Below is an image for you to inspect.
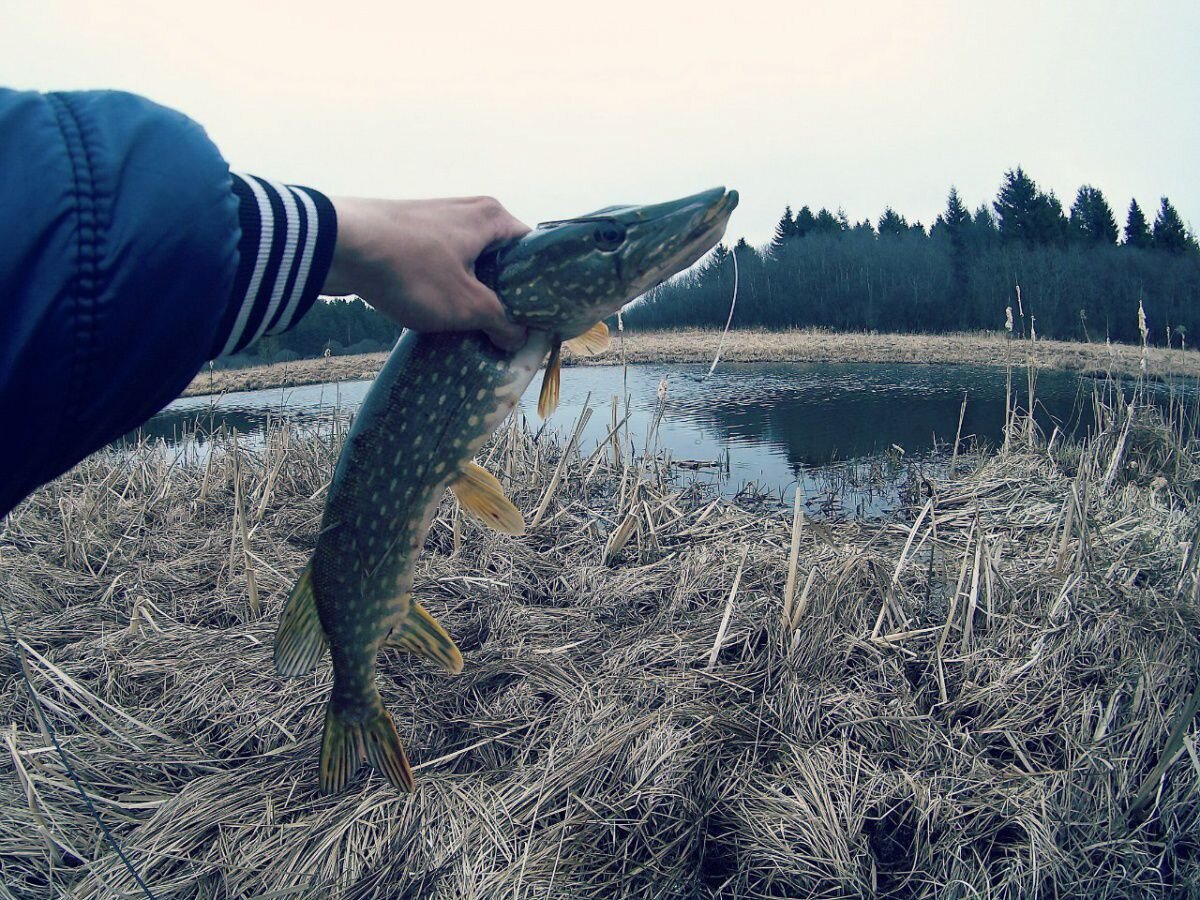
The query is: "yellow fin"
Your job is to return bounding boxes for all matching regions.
[273,563,328,677]
[319,701,413,794]
[538,341,562,418]
[450,462,525,535]
[383,601,464,674]
[563,321,611,356]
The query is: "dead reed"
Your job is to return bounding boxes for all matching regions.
[1,385,1199,898]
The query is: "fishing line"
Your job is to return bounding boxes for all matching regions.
[0,530,158,900]
[706,245,739,377]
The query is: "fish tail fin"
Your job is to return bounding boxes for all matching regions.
[274,561,328,677]
[319,699,414,794]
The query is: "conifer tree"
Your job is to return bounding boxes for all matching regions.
[1124,199,1151,248]
[972,204,997,234]
[1153,197,1193,253]
[814,208,841,234]
[771,206,796,248]
[1032,190,1070,245]
[942,186,970,247]
[1069,185,1118,244]
[877,207,908,237]
[994,167,1040,242]
[794,205,815,238]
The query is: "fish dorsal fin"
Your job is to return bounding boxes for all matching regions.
[274,562,328,677]
[382,600,464,674]
[563,321,611,356]
[538,341,562,418]
[450,461,525,535]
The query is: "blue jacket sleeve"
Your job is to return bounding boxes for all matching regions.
[0,89,336,517]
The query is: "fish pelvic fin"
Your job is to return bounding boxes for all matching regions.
[564,320,610,356]
[537,340,562,419]
[320,701,414,794]
[383,600,465,674]
[451,461,525,535]
[274,562,328,677]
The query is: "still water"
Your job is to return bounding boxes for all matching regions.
[129,362,1112,518]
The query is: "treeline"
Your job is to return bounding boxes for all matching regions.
[218,296,401,369]
[627,169,1200,346]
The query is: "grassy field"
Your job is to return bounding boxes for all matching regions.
[183,328,1200,397]
[2,379,1199,896]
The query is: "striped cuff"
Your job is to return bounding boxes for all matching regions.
[210,173,337,358]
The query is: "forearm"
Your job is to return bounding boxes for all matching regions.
[0,89,339,515]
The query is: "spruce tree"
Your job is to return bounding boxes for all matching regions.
[877,207,908,237]
[1153,197,1193,253]
[794,205,815,238]
[1069,185,1118,244]
[972,204,997,233]
[943,186,970,246]
[772,206,796,248]
[1124,199,1151,248]
[814,208,840,233]
[994,167,1040,242]
[1032,190,1069,245]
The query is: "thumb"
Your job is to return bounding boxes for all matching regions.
[461,276,528,352]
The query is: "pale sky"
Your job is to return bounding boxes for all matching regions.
[5,0,1198,246]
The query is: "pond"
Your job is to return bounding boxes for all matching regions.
[128,361,1135,518]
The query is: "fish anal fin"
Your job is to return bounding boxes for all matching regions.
[563,321,610,356]
[274,562,328,677]
[538,341,562,419]
[450,461,525,535]
[383,601,464,674]
[319,701,414,794]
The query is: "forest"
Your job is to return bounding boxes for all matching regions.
[224,167,1199,369]
[627,168,1200,346]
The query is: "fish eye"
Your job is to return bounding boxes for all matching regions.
[593,221,627,252]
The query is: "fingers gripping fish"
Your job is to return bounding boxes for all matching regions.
[273,188,738,792]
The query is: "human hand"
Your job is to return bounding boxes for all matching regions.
[322,196,530,350]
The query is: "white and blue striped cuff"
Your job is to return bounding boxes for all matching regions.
[210,173,337,358]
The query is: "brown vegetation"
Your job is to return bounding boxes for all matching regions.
[3,380,1200,896]
[183,329,1200,398]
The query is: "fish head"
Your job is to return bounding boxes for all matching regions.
[480,187,739,341]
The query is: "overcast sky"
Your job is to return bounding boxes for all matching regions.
[6,0,1198,246]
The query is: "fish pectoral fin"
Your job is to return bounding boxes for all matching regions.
[274,562,328,677]
[320,701,414,794]
[563,321,611,356]
[537,341,562,419]
[450,461,525,535]
[382,601,464,674]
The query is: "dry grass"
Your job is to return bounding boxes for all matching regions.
[184,329,1200,398]
[2,386,1200,898]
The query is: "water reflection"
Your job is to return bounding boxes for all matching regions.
[125,362,1150,516]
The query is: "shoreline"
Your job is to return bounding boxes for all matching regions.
[182,328,1199,397]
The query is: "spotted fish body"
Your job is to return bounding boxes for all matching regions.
[315,331,548,721]
[274,187,738,792]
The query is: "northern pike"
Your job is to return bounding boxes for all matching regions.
[274,187,738,792]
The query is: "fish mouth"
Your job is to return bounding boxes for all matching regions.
[635,187,739,287]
